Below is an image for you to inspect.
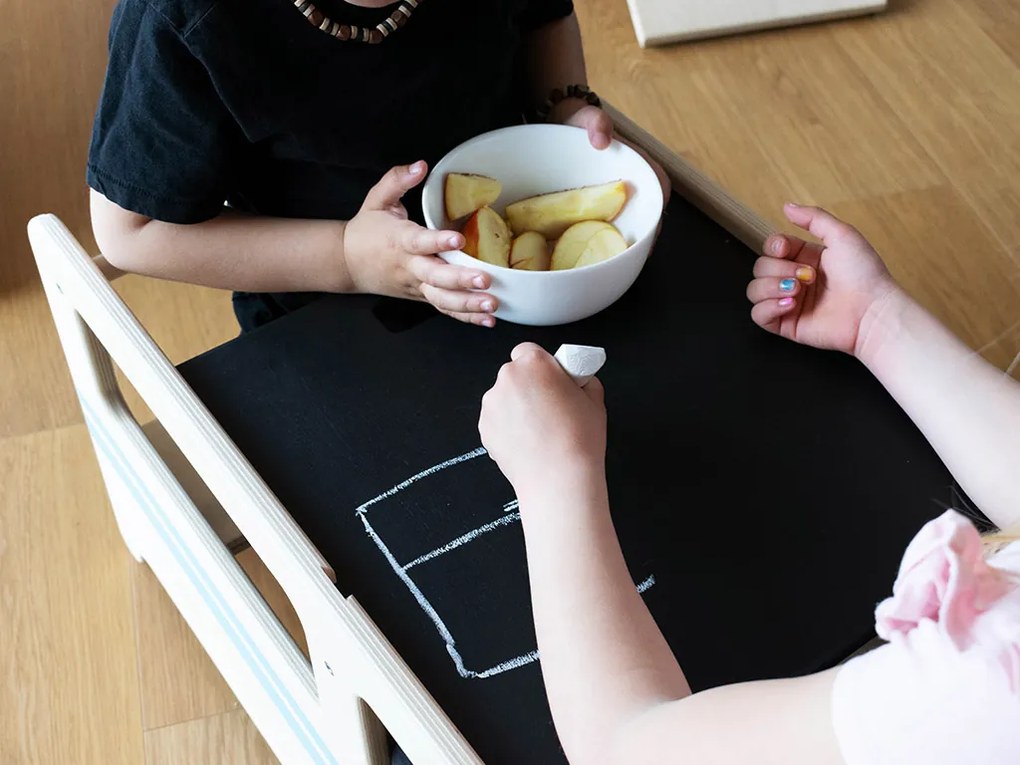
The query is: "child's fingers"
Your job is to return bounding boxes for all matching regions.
[752,256,816,283]
[409,255,491,291]
[565,105,614,150]
[510,342,547,362]
[586,110,614,150]
[441,309,496,328]
[746,276,802,304]
[419,283,498,317]
[401,225,464,256]
[783,203,863,245]
[364,161,429,210]
[751,297,798,330]
[763,233,810,260]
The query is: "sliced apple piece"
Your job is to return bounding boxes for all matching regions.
[574,227,629,268]
[550,221,614,271]
[505,181,627,238]
[444,173,502,221]
[462,206,511,267]
[509,231,551,271]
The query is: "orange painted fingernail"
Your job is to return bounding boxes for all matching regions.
[796,266,814,282]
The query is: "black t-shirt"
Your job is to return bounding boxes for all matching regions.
[88,0,574,327]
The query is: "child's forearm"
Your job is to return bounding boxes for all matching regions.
[517,465,691,763]
[92,190,352,293]
[858,289,1020,531]
[522,13,588,112]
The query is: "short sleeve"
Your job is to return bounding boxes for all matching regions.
[831,512,1020,765]
[87,0,240,223]
[831,624,1020,765]
[518,0,574,31]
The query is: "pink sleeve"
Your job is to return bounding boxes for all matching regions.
[831,511,1020,765]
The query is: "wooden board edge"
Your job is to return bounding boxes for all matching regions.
[604,102,774,251]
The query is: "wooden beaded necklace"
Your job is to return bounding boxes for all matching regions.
[290,0,423,44]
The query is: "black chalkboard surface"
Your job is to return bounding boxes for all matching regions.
[178,194,967,764]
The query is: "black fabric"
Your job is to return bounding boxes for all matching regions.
[178,193,975,764]
[87,0,574,325]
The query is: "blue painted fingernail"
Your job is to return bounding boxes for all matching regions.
[780,278,796,292]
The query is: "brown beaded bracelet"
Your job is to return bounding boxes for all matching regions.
[534,84,602,122]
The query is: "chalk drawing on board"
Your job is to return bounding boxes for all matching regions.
[354,447,656,679]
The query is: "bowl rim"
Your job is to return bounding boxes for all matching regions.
[421,124,664,278]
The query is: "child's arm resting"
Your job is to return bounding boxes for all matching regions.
[856,289,1020,532]
[515,464,845,765]
[91,189,351,293]
[91,168,496,325]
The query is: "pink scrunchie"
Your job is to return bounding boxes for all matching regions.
[875,510,1020,692]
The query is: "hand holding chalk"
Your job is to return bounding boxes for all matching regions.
[554,344,607,387]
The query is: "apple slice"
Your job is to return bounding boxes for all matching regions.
[550,221,614,271]
[444,173,502,221]
[574,227,629,268]
[509,231,551,271]
[505,181,627,238]
[462,206,511,267]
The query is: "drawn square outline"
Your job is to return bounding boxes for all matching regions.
[354,448,655,679]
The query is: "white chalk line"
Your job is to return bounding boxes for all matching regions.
[458,576,658,679]
[475,650,540,678]
[357,513,459,650]
[354,448,488,516]
[637,574,656,593]
[402,512,522,571]
[355,449,658,679]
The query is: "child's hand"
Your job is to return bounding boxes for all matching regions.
[747,204,901,357]
[479,343,607,494]
[344,161,498,327]
[557,104,671,205]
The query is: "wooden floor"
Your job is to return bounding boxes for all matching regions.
[2,0,1018,762]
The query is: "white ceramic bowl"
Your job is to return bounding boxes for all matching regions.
[421,124,664,326]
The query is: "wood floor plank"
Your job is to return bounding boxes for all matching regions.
[0,424,144,764]
[833,0,1020,256]
[131,563,240,731]
[143,708,279,765]
[237,548,310,660]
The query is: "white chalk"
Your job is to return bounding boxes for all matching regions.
[554,344,607,387]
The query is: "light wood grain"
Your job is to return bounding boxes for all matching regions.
[3,0,1018,762]
[131,563,240,730]
[0,425,144,764]
[238,548,311,660]
[0,0,116,437]
[144,708,280,765]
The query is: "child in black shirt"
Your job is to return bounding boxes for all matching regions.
[87,0,630,330]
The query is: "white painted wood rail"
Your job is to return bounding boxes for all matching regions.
[27,214,482,765]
